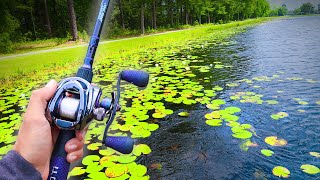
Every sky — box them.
[268,0,320,10]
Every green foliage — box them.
[269,5,288,16]
[0,0,274,53]
[294,3,315,15]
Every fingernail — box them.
[69,155,77,162]
[45,79,55,87]
[69,144,77,151]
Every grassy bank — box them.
[0,17,274,89]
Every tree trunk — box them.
[152,0,157,29]
[141,3,145,34]
[180,7,183,24]
[29,6,37,40]
[67,0,78,41]
[185,5,188,24]
[119,0,125,28]
[44,0,52,37]
[207,12,210,23]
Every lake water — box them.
[142,16,320,179]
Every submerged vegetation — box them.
[1,16,320,179]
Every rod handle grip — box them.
[48,130,75,180]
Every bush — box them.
[0,33,14,53]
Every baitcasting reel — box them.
[48,70,149,154]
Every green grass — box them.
[0,17,274,88]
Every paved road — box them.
[0,29,189,61]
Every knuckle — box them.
[31,89,41,98]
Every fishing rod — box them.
[47,0,149,179]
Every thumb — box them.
[26,80,58,117]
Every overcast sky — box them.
[268,0,320,10]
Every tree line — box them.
[0,0,275,53]
[293,3,319,15]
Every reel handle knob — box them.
[121,70,149,87]
[104,136,134,154]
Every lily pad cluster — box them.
[230,91,264,104]
[69,144,152,179]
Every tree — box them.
[300,3,314,14]
[43,0,52,37]
[67,0,78,41]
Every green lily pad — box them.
[152,112,166,119]
[211,99,225,105]
[266,100,279,105]
[128,164,147,177]
[99,156,118,167]
[272,166,290,178]
[82,155,100,165]
[68,167,86,177]
[221,114,239,122]
[298,101,308,105]
[105,164,128,178]
[232,130,252,139]
[270,112,288,120]
[87,143,102,151]
[300,164,320,175]
[309,152,320,158]
[265,136,287,146]
[87,172,110,180]
[205,119,222,126]
[86,162,104,173]
[133,144,152,156]
[224,106,241,114]
[99,148,116,156]
[117,155,137,164]
[240,140,258,151]
[261,149,274,157]
[316,101,320,105]
[178,112,189,117]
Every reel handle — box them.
[48,130,75,180]
[121,70,149,87]
[104,136,134,154]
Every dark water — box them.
[141,16,320,179]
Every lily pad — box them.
[178,112,189,117]
[272,166,290,178]
[82,155,100,165]
[270,112,288,120]
[300,164,320,175]
[87,143,102,151]
[205,119,222,127]
[105,164,128,178]
[232,130,252,139]
[266,100,279,105]
[261,149,274,157]
[68,167,86,177]
[133,144,152,156]
[265,136,287,146]
[224,106,241,114]
[309,152,320,158]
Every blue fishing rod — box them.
[47,0,149,179]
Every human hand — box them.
[13,80,87,179]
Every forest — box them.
[1,0,274,53]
